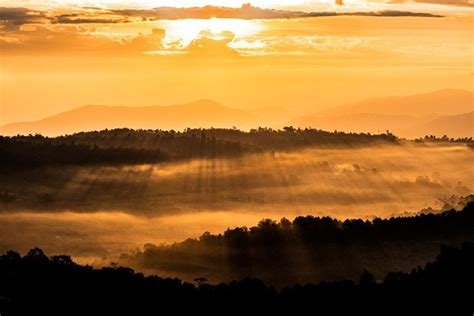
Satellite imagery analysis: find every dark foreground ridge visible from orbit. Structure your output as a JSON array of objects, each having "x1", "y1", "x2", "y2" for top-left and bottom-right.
[
  {"x1": 0, "y1": 243, "x2": 473, "y2": 315},
  {"x1": 122, "y1": 200, "x2": 474, "y2": 286}
]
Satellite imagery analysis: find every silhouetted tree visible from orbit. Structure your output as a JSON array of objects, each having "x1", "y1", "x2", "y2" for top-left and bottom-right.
[
  {"x1": 0, "y1": 243, "x2": 473, "y2": 314},
  {"x1": 194, "y1": 277, "x2": 208, "y2": 286},
  {"x1": 359, "y1": 269, "x2": 376, "y2": 288}
]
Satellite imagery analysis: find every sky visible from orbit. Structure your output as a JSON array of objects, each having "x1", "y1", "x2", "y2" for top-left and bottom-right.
[
  {"x1": 0, "y1": 0, "x2": 472, "y2": 9},
  {"x1": 0, "y1": 0, "x2": 473, "y2": 266},
  {"x1": 0, "y1": 0, "x2": 473, "y2": 125},
  {"x1": 0, "y1": 0, "x2": 403, "y2": 9}
]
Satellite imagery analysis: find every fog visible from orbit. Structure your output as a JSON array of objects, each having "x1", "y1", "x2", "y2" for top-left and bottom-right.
[{"x1": 0, "y1": 142, "x2": 472, "y2": 264}]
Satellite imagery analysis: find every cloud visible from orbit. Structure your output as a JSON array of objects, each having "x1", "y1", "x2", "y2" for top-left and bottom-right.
[
  {"x1": 389, "y1": 0, "x2": 473, "y2": 7},
  {"x1": 185, "y1": 30, "x2": 239, "y2": 57},
  {"x1": 127, "y1": 28, "x2": 166, "y2": 51},
  {"x1": 0, "y1": 4, "x2": 453, "y2": 57},
  {"x1": 0, "y1": 25, "x2": 166, "y2": 55},
  {"x1": 112, "y1": 5, "x2": 445, "y2": 20},
  {"x1": 0, "y1": 7, "x2": 47, "y2": 30},
  {"x1": 112, "y1": 4, "x2": 304, "y2": 20},
  {"x1": 54, "y1": 13, "x2": 127, "y2": 24},
  {"x1": 0, "y1": 18, "x2": 240, "y2": 57},
  {"x1": 228, "y1": 34, "x2": 378, "y2": 57},
  {"x1": 1, "y1": 4, "x2": 443, "y2": 31}
]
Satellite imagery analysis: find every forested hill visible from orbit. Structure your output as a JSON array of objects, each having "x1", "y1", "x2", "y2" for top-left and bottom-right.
[
  {"x1": 0, "y1": 243, "x2": 472, "y2": 314},
  {"x1": 0, "y1": 128, "x2": 398, "y2": 167},
  {"x1": 121, "y1": 201, "x2": 474, "y2": 286}
]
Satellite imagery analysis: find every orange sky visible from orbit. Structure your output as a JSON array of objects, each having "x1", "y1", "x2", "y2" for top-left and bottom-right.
[{"x1": 0, "y1": 2, "x2": 473, "y2": 125}]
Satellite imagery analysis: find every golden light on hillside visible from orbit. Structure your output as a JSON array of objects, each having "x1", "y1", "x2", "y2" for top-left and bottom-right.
[{"x1": 1, "y1": 0, "x2": 474, "y2": 306}]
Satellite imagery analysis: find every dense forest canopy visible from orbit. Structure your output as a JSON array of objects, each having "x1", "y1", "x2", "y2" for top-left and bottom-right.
[
  {"x1": 0, "y1": 242, "x2": 472, "y2": 314},
  {"x1": 1, "y1": 127, "x2": 401, "y2": 167},
  {"x1": 2, "y1": 128, "x2": 471, "y2": 169},
  {"x1": 120, "y1": 201, "x2": 474, "y2": 286},
  {"x1": 1, "y1": 128, "x2": 472, "y2": 294}
]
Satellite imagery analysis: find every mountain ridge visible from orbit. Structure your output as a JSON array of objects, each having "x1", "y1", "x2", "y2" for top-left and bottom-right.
[
  {"x1": 0, "y1": 100, "x2": 259, "y2": 136},
  {"x1": 2, "y1": 89, "x2": 472, "y2": 137},
  {"x1": 292, "y1": 89, "x2": 474, "y2": 138}
]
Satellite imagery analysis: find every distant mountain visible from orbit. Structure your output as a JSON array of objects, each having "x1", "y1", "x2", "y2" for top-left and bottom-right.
[
  {"x1": 410, "y1": 111, "x2": 474, "y2": 138},
  {"x1": 316, "y1": 89, "x2": 473, "y2": 117},
  {"x1": 292, "y1": 89, "x2": 474, "y2": 138},
  {"x1": 3, "y1": 89, "x2": 472, "y2": 138},
  {"x1": 0, "y1": 100, "x2": 262, "y2": 136},
  {"x1": 292, "y1": 113, "x2": 421, "y2": 134}
]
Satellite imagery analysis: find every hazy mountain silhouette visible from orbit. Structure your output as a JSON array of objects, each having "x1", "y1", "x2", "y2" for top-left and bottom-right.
[
  {"x1": 317, "y1": 89, "x2": 473, "y2": 116},
  {"x1": 293, "y1": 89, "x2": 474, "y2": 137},
  {"x1": 2, "y1": 89, "x2": 472, "y2": 137},
  {"x1": 413, "y1": 111, "x2": 474, "y2": 137},
  {"x1": 0, "y1": 100, "x2": 264, "y2": 136}
]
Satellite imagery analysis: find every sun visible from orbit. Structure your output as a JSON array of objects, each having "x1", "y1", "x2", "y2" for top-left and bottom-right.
[{"x1": 157, "y1": 18, "x2": 264, "y2": 48}]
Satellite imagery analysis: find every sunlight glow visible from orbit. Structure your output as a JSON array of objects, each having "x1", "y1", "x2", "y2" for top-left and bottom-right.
[{"x1": 157, "y1": 18, "x2": 264, "y2": 48}]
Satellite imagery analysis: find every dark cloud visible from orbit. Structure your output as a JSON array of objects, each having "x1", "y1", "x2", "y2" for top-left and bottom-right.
[
  {"x1": 302, "y1": 10, "x2": 442, "y2": 18},
  {"x1": 351, "y1": 10, "x2": 443, "y2": 17},
  {"x1": 0, "y1": 4, "x2": 444, "y2": 32},
  {"x1": 53, "y1": 13, "x2": 129, "y2": 24},
  {"x1": 394, "y1": 0, "x2": 473, "y2": 7},
  {"x1": 0, "y1": 25, "x2": 166, "y2": 55},
  {"x1": 113, "y1": 4, "x2": 303, "y2": 20},
  {"x1": 0, "y1": 7, "x2": 47, "y2": 30},
  {"x1": 0, "y1": 4, "x2": 448, "y2": 57},
  {"x1": 0, "y1": 7, "x2": 130, "y2": 28},
  {"x1": 113, "y1": 5, "x2": 443, "y2": 20}
]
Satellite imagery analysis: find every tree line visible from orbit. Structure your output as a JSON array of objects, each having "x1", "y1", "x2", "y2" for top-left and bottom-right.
[
  {"x1": 122, "y1": 200, "x2": 474, "y2": 286},
  {"x1": 416, "y1": 135, "x2": 473, "y2": 143},
  {"x1": 0, "y1": 127, "x2": 398, "y2": 168},
  {"x1": 0, "y1": 242, "x2": 472, "y2": 314}
]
